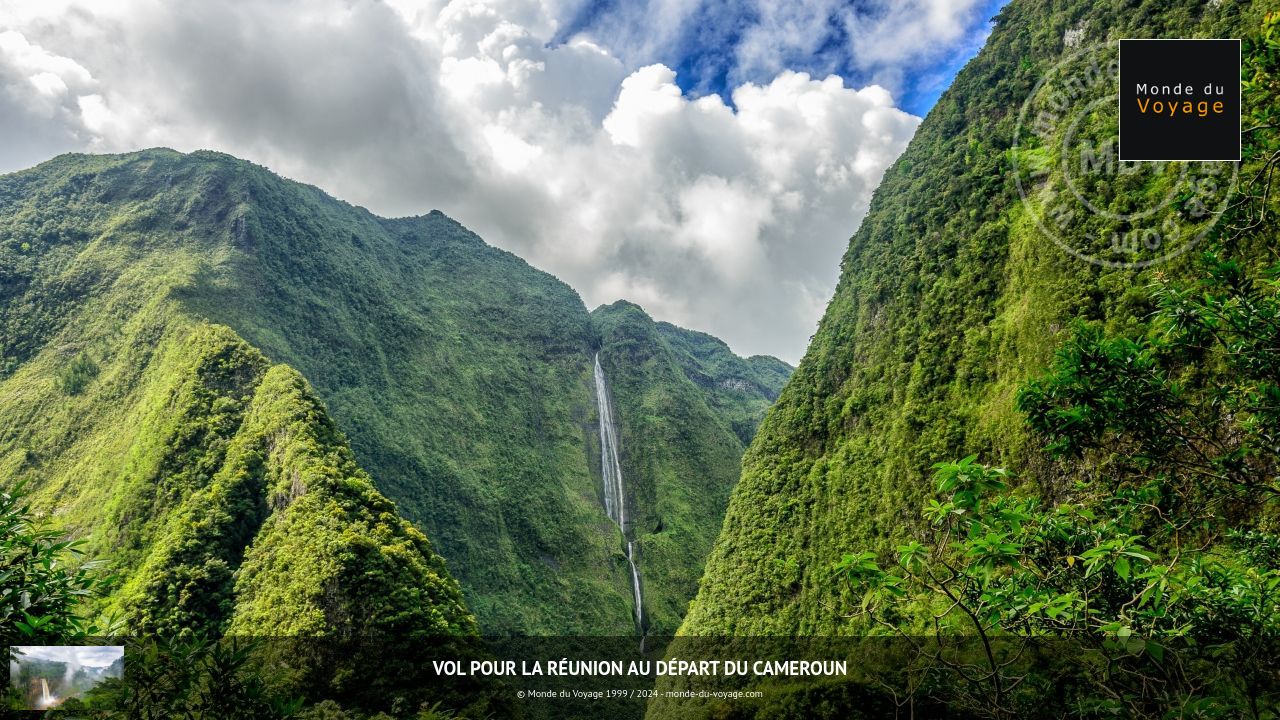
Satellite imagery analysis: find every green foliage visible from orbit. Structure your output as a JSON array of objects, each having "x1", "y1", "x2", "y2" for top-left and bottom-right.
[
  {"x1": 653, "y1": 318, "x2": 790, "y2": 445},
  {"x1": 0, "y1": 146, "x2": 780, "y2": 637},
  {"x1": 831, "y1": 188, "x2": 1280, "y2": 716},
  {"x1": 1019, "y1": 263, "x2": 1280, "y2": 508},
  {"x1": 1238, "y1": 11, "x2": 1280, "y2": 233},
  {"x1": 58, "y1": 636, "x2": 303, "y2": 720},
  {"x1": 79, "y1": 328, "x2": 478, "y2": 640},
  {"x1": 683, "y1": 0, "x2": 1280, "y2": 637},
  {"x1": 0, "y1": 147, "x2": 613, "y2": 633},
  {"x1": 227, "y1": 367, "x2": 476, "y2": 639},
  {"x1": 0, "y1": 481, "x2": 118, "y2": 644},
  {"x1": 57, "y1": 351, "x2": 99, "y2": 395},
  {"x1": 838, "y1": 457, "x2": 1279, "y2": 717},
  {"x1": 592, "y1": 302, "x2": 789, "y2": 635},
  {"x1": 1, "y1": 319, "x2": 479, "y2": 712}
]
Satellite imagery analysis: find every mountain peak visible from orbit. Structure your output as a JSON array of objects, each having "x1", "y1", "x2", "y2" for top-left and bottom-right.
[{"x1": 1, "y1": 146, "x2": 788, "y2": 638}]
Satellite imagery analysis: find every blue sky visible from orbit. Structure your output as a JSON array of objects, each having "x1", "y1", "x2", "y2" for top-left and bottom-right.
[{"x1": 555, "y1": 0, "x2": 1008, "y2": 116}]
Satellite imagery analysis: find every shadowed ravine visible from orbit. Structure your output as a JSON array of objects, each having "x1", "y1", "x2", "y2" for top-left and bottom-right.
[{"x1": 593, "y1": 353, "x2": 647, "y2": 646}]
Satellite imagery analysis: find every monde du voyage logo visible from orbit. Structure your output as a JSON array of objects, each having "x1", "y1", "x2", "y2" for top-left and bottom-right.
[
  {"x1": 1013, "y1": 37, "x2": 1241, "y2": 269},
  {"x1": 1120, "y1": 38, "x2": 1241, "y2": 162}
]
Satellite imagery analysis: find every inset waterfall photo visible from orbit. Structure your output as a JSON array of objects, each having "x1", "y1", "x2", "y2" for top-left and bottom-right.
[{"x1": 8, "y1": 646, "x2": 124, "y2": 711}]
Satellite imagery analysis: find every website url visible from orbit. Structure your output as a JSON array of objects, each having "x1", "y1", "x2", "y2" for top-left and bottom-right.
[{"x1": 660, "y1": 690, "x2": 763, "y2": 700}]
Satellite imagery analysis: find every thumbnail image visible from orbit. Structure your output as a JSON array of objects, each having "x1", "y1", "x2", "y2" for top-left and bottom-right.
[{"x1": 8, "y1": 646, "x2": 124, "y2": 711}]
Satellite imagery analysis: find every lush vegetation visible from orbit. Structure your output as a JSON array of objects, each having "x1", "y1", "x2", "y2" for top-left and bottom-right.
[
  {"x1": 0, "y1": 315, "x2": 477, "y2": 643},
  {"x1": 1, "y1": 345, "x2": 491, "y2": 716},
  {"x1": 0, "y1": 148, "x2": 786, "y2": 712},
  {"x1": 592, "y1": 302, "x2": 788, "y2": 634},
  {"x1": 827, "y1": 238, "x2": 1280, "y2": 716},
  {"x1": 683, "y1": 0, "x2": 1280, "y2": 637},
  {"x1": 0, "y1": 145, "x2": 785, "y2": 638},
  {"x1": 669, "y1": 2, "x2": 1280, "y2": 717},
  {"x1": 653, "y1": 319, "x2": 791, "y2": 446},
  {"x1": 0, "y1": 483, "x2": 118, "y2": 645}
]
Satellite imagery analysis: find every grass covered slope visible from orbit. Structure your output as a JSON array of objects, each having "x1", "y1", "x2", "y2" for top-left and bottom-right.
[
  {"x1": 592, "y1": 302, "x2": 789, "y2": 634},
  {"x1": 0, "y1": 149, "x2": 788, "y2": 635},
  {"x1": 681, "y1": 0, "x2": 1280, "y2": 635},
  {"x1": 655, "y1": 321, "x2": 792, "y2": 447},
  {"x1": 226, "y1": 363, "x2": 477, "y2": 638},
  {"x1": 0, "y1": 149, "x2": 616, "y2": 633},
  {"x1": 0, "y1": 306, "x2": 474, "y2": 637}
]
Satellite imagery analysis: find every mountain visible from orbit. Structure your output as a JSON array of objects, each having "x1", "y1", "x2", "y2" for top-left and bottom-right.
[
  {"x1": 681, "y1": 0, "x2": 1279, "y2": 636},
  {"x1": 0, "y1": 149, "x2": 789, "y2": 636},
  {"x1": 592, "y1": 301, "x2": 789, "y2": 633},
  {"x1": 654, "y1": 319, "x2": 793, "y2": 448}
]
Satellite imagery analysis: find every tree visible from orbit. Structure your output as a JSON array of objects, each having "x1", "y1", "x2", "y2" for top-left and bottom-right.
[
  {"x1": 836, "y1": 451, "x2": 1279, "y2": 718},
  {"x1": 834, "y1": 255, "x2": 1280, "y2": 717},
  {"x1": 834, "y1": 17, "x2": 1280, "y2": 717},
  {"x1": 0, "y1": 481, "x2": 118, "y2": 644}
]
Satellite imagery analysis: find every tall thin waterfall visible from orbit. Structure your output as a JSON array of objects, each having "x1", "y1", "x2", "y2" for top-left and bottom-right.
[{"x1": 593, "y1": 353, "x2": 646, "y2": 639}]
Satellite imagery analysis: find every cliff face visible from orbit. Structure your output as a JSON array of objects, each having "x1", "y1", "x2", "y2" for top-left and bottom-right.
[{"x1": 681, "y1": 0, "x2": 1278, "y2": 635}]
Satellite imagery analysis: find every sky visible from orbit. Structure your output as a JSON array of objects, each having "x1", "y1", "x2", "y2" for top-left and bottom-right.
[
  {"x1": 0, "y1": 0, "x2": 1004, "y2": 364},
  {"x1": 11, "y1": 645, "x2": 124, "y2": 668}
]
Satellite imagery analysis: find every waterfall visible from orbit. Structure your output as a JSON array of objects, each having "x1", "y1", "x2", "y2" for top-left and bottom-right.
[
  {"x1": 39, "y1": 677, "x2": 54, "y2": 708},
  {"x1": 594, "y1": 353, "x2": 646, "y2": 641}
]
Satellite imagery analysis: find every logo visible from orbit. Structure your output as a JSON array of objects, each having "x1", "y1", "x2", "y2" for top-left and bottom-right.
[
  {"x1": 1119, "y1": 39, "x2": 1241, "y2": 161},
  {"x1": 1013, "y1": 42, "x2": 1238, "y2": 268}
]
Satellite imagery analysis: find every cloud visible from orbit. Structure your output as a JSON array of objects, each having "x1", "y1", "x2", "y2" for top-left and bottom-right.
[
  {"x1": 728, "y1": 0, "x2": 993, "y2": 80},
  {"x1": 0, "y1": 0, "x2": 922, "y2": 363},
  {"x1": 562, "y1": 0, "x2": 1000, "y2": 112},
  {"x1": 837, "y1": 0, "x2": 995, "y2": 93},
  {"x1": 12, "y1": 645, "x2": 123, "y2": 668},
  {"x1": 0, "y1": 28, "x2": 98, "y2": 169},
  {"x1": 525, "y1": 67, "x2": 917, "y2": 360}
]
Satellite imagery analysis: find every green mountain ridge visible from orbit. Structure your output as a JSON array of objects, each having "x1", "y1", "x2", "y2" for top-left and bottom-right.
[
  {"x1": 681, "y1": 0, "x2": 1280, "y2": 636},
  {"x1": 0, "y1": 148, "x2": 789, "y2": 637},
  {"x1": 592, "y1": 301, "x2": 789, "y2": 633}
]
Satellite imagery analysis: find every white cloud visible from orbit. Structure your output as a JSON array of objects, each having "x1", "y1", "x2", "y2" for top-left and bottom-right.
[
  {"x1": 0, "y1": 0, "x2": 922, "y2": 363},
  {"x1": 0, "y1": 28, "x2": 99, "y2": 168},
  {"x1": 12, "y1": 645, "x2": 123, "y2": 668},
  {"x1": 838, "y1": 0, "x2": 994, "y2": 92},
  {"x1": 730, "y1": 0, "x2": 991, "y2": 80},
  {"x1": 841, "y1": 0, "x2": 989, "y2": 67}
]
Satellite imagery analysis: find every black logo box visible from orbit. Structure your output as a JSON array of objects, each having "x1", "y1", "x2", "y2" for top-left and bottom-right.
[{"x1": 1119, "y1": 38, "x2": 1241, "y2": 162}]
